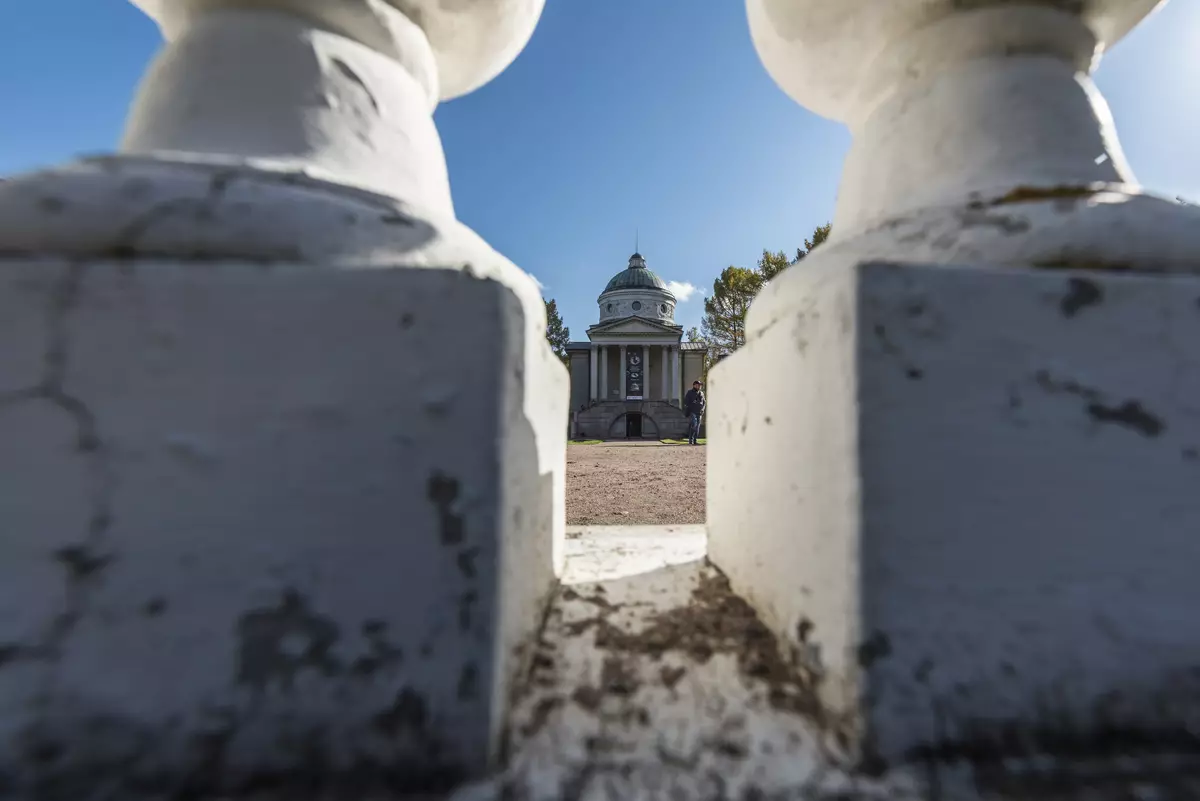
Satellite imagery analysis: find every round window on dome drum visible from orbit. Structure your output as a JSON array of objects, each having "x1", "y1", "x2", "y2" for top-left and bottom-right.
[
  {"x1": 632, "y1": 301, "x2": 642, "y2": 311},
  {"x1": 607, "y1": 303, "x2": 613, "y2": 312},
  {"x1": 660, "y1": 304, "x2": 667, "y2": 313}
]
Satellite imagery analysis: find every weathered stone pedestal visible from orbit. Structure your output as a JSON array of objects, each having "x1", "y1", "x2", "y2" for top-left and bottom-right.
[
  {"x1": 0, "y1": 0, "x2": 564, "y2": 795},
  {"x1": 708, "y1": 0, "x2": 1200, "y2": 775},
  {"x1": 709, "y1": 258, "x2": 1200, "y2": 763},
  {"x1": 0, "y1": 174, "x2": 566, "y2": 798}
]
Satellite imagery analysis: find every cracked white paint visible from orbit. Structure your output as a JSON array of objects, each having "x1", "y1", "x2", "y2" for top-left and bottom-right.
[
  {"x1": 707, "y1": 0, "x2": 1200, "y2": 774},
  {"x1": 711, "y1": 257, "x2": 1200, "y2": 765},
  {"x1": 0, "y1": 0, "x2": 564, "y2": 793}
]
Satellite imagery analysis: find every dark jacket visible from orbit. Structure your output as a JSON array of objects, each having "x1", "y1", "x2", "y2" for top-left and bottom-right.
[{"x1": 684, "y1": 388, "x2": 706, "y2": 417}]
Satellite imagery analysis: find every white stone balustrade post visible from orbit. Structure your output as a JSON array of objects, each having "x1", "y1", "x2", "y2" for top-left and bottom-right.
[
  {"x1": 0, "y1": 0, "x2": 565, "y2": 794},
  {"x1": 709, "y1": 0, "x2": 1200, "y2": 769}
]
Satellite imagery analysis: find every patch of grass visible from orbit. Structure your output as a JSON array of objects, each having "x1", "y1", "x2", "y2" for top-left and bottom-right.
[
  {"x1": 569, "y1": 439, "x2": 603, "y2": 445},
  {"x1": 661, "y1": 439, "x2": 706, "y2": 445}
]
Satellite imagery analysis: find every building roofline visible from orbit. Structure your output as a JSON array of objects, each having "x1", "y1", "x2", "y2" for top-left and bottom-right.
[{"x1": 587, "y1": 315, "x2": 684, "y2": 334}]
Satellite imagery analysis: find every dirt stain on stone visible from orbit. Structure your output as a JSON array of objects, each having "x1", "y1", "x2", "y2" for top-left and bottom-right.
[
  {"x1": 236, "y1": 589, "x2": 342, "y2": 691},
  {"x1": 54, "y1": 544, "x2": 112, "y2": 581},
  {"x1": 456, "y1": 547, "x2": 480, "y2": 579},
  {"x1": 457, "y1": 661, "x2": 479, "y2": 701},
  {"x1": 1060, "y1": 276, "x2": 1104, "y2": 318},
  {"x1": 427, "y1": 473, "x2": 465, "y2": 545},
  {"x1": 660, "y1": 665, "x2": 687, "y2": 690},
  {"x1": 373, "y1": 687, "x2": 428, "y2": 736},
  {"x1": 857, "y1": 631, "x2": 893, "y2": 668},
  {"x1": 1087, "y1": 400, "x2": 1165, "y2": 438}
]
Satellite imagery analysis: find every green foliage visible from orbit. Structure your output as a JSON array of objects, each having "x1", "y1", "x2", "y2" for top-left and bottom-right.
[
  {"x1": 792, "y1": 223, "x2": 833, "y2": 267},
  {"x1": 696, "y1": 222, "x2": 832, "y2": 364},
  {"x1": 700, "y1": 266, "x2": 763, "y2": 356},
  {"x1": 805, "y1": 222, "x2": 832, "y2": 253},
  {"x1": 544, "y1": 299, "x2": 570, "y2": 365},
  {"x1": 757, "y1": 250, "x2": 792, "y2": 281}
]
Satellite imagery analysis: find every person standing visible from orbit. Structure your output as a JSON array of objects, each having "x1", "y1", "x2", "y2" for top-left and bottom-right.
[{"x1": 683, "y1": 380, "x2": 706, "y2": 446}]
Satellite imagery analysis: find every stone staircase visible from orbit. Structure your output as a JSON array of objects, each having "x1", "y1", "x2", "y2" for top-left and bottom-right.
[{"x1": 575, "y1": 400, "x2": 691, "y2": 440}]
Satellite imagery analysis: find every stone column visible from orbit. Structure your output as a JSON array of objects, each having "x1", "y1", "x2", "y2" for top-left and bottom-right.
[
  {"x1": 589, "y1": 343, "x2": 598, "y2": 402},
  {"x1": 672, "y1": 346, "x2": 681, "y2": 406},
  {"x1": 710, "y1": 0, "x2": 1200, "y2": 765},
  {"x1": 619, "y1": 344, "x2": 627, "y2": 400},
  {"x1": 641, "y1": 344, "x2": 650, "y2": 399},
  {"x1": 661, "y1": 345, "x2": 670, "y2": 400},
  {"x1": 599, "y1": 345, "x2": 608, "y2": 400},
  {"x1": 0, "y1": 0, "x2": 563, "y2": 789}
]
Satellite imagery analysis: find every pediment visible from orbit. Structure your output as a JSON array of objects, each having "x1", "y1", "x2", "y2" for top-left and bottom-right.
[{"x1": 588, "y1": 316, "x2": 683, "y2": 337}]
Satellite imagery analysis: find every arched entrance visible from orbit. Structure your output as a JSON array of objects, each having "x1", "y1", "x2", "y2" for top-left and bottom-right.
[{"x1": 608, "y1": 412, "x2": 660, "y2": 439}]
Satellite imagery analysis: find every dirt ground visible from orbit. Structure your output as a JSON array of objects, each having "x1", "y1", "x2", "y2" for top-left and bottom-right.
[{"x1": 566, "y1": 441, "x2": 706, "y2": 525}]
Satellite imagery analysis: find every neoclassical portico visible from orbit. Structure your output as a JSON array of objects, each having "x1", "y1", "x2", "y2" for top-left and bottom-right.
[
  {"x1": 588, "y1": 337, "x2": 682, "y2": 404},
  {"x1": 566, "y1": 252, "x2": 708, "y2": 438},
  {"x1": 567, "y1": 252, "x2": 692, "y2": 405}
]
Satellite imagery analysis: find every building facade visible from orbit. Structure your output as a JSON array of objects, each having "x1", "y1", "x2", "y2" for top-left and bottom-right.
[{"x1": 566, "y1": 253, "x2": 707, "y2": 439}]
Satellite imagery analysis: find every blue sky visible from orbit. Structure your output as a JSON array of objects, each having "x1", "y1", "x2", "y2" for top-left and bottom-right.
[{"x1": 3, "y1": 2, "x2": 1198, "y2": 338}]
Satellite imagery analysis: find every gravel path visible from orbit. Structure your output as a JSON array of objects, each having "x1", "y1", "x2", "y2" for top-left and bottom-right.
[{"x1": 566, "y1": 441, "x2": 706, "y2": 525}]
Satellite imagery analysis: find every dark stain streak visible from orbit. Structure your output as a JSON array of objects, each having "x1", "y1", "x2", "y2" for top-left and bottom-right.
[
  {"x1": 456, "y1": 547, "x2": 480, "y2": 579},
  {"x1": 142, "y1": 597, "x2": 167, "y2": 617},
  {"x1": 1060, "y1": 277, "x2": 1104, "y2": 317},
  {"x1": 983, "y1": 185, "x2": 1100, "y2": 207},
  {"x1": 572, "y1": 685, "x2": 603, "y2": 712},
  {"x1": 1035, "y1": 370, "x2": 1101, "y2": 402},
  {"x1": 353, "y1": 619, "x2": 403, "y2": 676},
  {"x1": 235, "y1": 589, "x2": 342, "y2": 691},
  {"x1": 54, "y1": 544, "x2": 112, "y2": 581},
  {"x1": 373, "y1": 688, "x2": 428, "y2": 736},
  {"x1": 521, "y1": 696, "x2": 565, "y2": 737},
  {"x1": 957, "y1": 208, "x2": 1031, "y2": 234},
  {"x1": 874, "y1": 324, "x2": 926, "y2": 381},
  {"x1": 457, "y1": 662, "x2": 479, "y2": 701},
  {"x1": 427, "y1": 474, "x2": 465, "y2": 545},
  {"x1": 600, "y1": 656, "x2": 640, "y2": 698},
  {"x1": 1037, "y1": 370, "x2": 1167, "y2": 438},
  {"x1": 857, "y1": 632, "x2": 893, "y2": 668},
  {"x1": 1033, "y1": 258, "x2": 1136, "y2": 274},
  {"x1": 660, "y1": 665, "x2": 687, "y2": 690},
  {"x1": 1087, "y1": 400, "x2": 1165, "y2": 438},
  {"x1": 380, "y1": 213, "x2": 415, "y2": 227},
  {"x1": 458, "y1": 591, "x2": 478, "y2": 632}
]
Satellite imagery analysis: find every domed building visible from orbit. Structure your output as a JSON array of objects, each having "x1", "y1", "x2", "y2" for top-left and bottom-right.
[{"x1": 565, "y1": 252, "x2": 707, "y2": 439}]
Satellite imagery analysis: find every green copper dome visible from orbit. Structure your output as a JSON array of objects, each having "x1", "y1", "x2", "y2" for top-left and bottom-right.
[{"x1": 602, "y1": 253, "x2": 669, "y2": 294}]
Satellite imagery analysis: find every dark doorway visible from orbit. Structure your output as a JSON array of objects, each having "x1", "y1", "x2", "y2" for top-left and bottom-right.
[{"x1": 626, "y1": 413, "x2": 643, "y2": 438}]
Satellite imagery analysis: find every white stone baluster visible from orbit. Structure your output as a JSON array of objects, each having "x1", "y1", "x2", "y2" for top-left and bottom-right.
[
  {"x1": 710, "y1": 0, "x2": 1200, "y2": 768},
  {"x1": 0, "y1": 0, "x2": 563, "y2": 793}
]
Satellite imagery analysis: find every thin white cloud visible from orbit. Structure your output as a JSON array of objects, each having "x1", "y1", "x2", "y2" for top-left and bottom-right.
[
  {"x1": 667, "y1": 280, "x2": 699, "y2": 302},
  {"x1": 528, "y1": 273, "x2": 547, "y2": 291}
]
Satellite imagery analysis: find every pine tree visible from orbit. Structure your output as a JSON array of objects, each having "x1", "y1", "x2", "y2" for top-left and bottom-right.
[{"x1": 544, "y1": 299, "x2": 570, "y2": 365}]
